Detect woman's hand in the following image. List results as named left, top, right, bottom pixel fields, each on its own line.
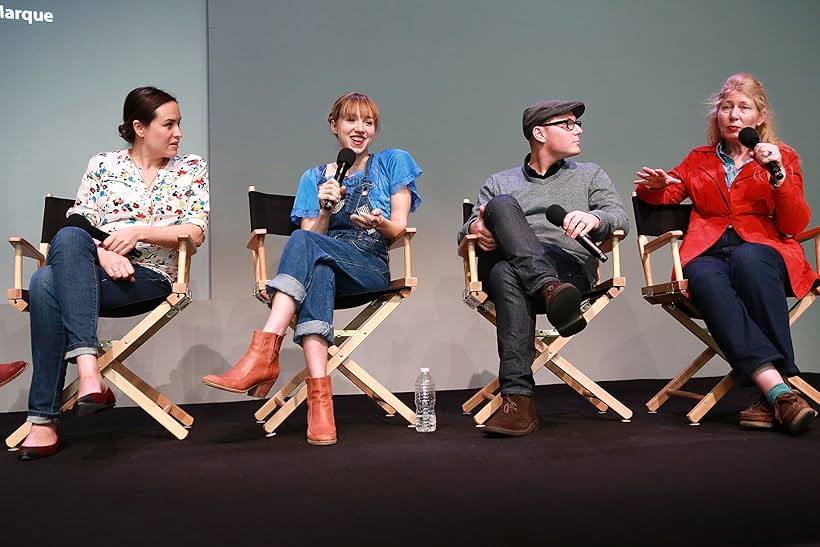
left=562, top=210, right=600, bottom=239
left=97, top=248, right=135, bottom=282
left=634, top=167, right=682, bottom=189
left=317, top=178, right=346, bottom=212
left=350, top=208, right=384, bottom=231
left=751, top=142, right=785, bottom=183
left=102, top=226, right=141, bottom=256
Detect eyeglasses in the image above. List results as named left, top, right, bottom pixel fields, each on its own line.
left=541, top=119, right=582, bottom=131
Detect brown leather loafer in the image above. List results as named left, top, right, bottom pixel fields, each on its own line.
left=739, top=396, right=774, bottom=430
left=18, top=436, right=62, bottom=461
left=541, top=281, right=586, bottom=337
left=484, top=394, right=538, bottom=437
left=773, top=392, right=817, bottom=436
left=75, top=386, right=116, bottom=417
left=0, top=361, right=27, bottom=388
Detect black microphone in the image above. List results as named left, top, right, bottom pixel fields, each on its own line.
left=546, top=205, right=608, bottom=262
left=738, top=127, right=785, bottom=182
left=66, top=214, right=139, bottom=258
left=323, top=147, right=356, bottom=211
left=66, top=214, right=113, bottom=242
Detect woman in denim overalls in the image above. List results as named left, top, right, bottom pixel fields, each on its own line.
left=204, top=93, right=422, bottom=445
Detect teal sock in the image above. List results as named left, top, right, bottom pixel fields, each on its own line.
left=766, top=383, right=792, bottom=405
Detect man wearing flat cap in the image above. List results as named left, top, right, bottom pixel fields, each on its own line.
left=458, top=99, right=628, bottom=436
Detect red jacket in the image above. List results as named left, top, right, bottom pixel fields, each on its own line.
left=636, top=144, right=818, bottom=298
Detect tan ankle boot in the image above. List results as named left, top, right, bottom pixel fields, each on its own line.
left=202, top=330, right=282, bottom=398
left=306, top=376, right=337, bottom=445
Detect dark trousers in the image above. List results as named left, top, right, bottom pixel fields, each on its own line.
left=478, top=195, right=590, bottom=396
left=682, top=228, right=799, bottom=384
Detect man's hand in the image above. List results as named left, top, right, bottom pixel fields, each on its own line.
left=98, top=248, right=135, bottom=283
left=562, top=210, right=600, bottom=239
left=102, top=226, right=141, bottom=256
left=469, top=205, right=497, bottom=252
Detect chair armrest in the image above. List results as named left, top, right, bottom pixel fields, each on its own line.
left=643, top=230, right=685, bottom=255
left=8, top=237, right=45, bottom=263
left=597, top=229, right=626, bottom=254
left=247, top=228, right=267, bottom=251
left=457, top=235, right=483, bottom=294
left=388, top=228, right=417, bottom=288
left=795, top=226, right=820, bottom=275
left=598, top=229, right=626, bottom=281
left=173, top=234, right=194, bottom=292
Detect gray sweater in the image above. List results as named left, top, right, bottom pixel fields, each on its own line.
left=459, top=159, right=629, bottom=285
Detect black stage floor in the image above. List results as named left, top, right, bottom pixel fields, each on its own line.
left=1, top=375, right=819, bottom=547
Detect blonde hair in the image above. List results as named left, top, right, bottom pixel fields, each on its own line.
left=706, top=73, right=778, bottom=145
left=328, top=92, right=381, bottom=132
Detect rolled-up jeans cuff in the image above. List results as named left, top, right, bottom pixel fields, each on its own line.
left=65, top=346, right=98, bottom=361
left=27, top=414, right=59, bottom=425
left=293, top=320, right=333, bottom=346
left=267, top=273, right=306, bottom=303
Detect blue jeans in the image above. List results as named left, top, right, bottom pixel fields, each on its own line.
left=267, top=229, right=390, bottom=345
left=683, top=228, right=799, bottom=384
left=478, top=195, right=590, bottom=396
left=27, top=227, right=172, bottom=423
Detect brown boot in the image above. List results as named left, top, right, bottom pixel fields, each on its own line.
left=483, top=394, right=538, bottom=437
left=541, top=281, right=586, bottom=337
left=773, top=392, right=817, bottom=436
left=739, top=396, right=774, bottom=430
left=306, top=376, right=337, bottom=445
left=202, top=330, right=282, bottom=398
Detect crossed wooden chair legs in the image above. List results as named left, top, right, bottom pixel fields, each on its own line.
left=462, top=284, right=634, bottom=425
left=5, top=291, right=194, bottom=448
left=253, top=292, right=416, bottom=435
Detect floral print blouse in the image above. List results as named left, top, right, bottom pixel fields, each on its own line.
left=68, top=150, right=210, bottom=282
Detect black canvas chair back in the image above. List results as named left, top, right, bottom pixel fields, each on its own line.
left=41, top=196, right=75, bottom=244
left=248, top=188, right=399, bottom=309
left=632, top=194, right=691, bottom=237
left=249, top=190, right=297, bottom=237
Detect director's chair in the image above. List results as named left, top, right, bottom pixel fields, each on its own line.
left=633, top=193, right=820, bottom=424
left=6, top=195, right=196, bottom=447
left=459, top=200, right=633, bottom=424
left=246, top=186, right=417, bottom=436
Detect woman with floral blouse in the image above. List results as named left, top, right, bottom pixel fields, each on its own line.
left=18, top=86, right=209, bottom=460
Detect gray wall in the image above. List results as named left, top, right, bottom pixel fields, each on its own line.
left=1, top=0, right=819, bottom=413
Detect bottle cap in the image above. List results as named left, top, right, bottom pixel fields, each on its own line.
left=420, top=367, right=430, bottom=373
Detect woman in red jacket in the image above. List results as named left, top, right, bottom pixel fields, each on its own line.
left=635, top=73, right=818, bottom=436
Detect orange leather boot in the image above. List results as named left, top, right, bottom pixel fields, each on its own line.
left=202, top=330, right=282, bottom=398
left=306, top=376, right=337, bottom=445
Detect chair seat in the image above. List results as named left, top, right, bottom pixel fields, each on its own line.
left=335, top=286, right=406, bottom=309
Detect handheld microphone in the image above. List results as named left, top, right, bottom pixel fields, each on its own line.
left=66, top=214, right=139, bottom=258
left=66, top=214, right=113, bottom=242
left=546, top=205, right=608, bottom=262
left=738, top=127, right=785, bottom=182
left=323, top=147, right=356, bottom=211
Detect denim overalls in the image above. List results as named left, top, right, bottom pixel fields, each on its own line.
left=267, top=154, right=391, bottom=345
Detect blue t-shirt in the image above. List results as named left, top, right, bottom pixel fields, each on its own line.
left=291, top=148, right=422, bottom=225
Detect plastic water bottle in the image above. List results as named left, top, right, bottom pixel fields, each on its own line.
left=414, top=368, right=436, bottom=432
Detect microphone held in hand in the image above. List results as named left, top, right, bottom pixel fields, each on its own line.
left=65, top=214, right=139, bottom=258
left=323, top=147, right=356, bottom=211
left=738, top=127, right=784, bottom=182
left=545, top=205, right=608, bottom=262
left=66, top=214, right=112, bottom=242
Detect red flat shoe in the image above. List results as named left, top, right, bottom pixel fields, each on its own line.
left=0, top=361, right=27, bottom=388
left=18, top=436, right=62, bottom=461
left=75, top=386, right=116, bottom=416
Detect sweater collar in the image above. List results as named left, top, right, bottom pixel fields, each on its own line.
left=522, top=153, right=565, bottom=179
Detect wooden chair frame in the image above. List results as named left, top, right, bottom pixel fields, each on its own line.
left=459, top=200, right=633, bottom=424
left=5, top=196, right=196, bottom=448
left=634, top=193, right=820, bottom=424
left=245, top=186, right=417, bottom=436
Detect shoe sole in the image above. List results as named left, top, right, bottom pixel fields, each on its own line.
left=739, top=419, right=774, bottom=430
left=547, top=286, right=586, bottom=338
left=307, top=438, right=337, bottom=446
left=483, top=422, right=538, bottom=437
left=74, top=402, right=115, bottom=417
left=787, top=408, right=817, bottom=436
left=201, top=379, right=275, bottom=399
